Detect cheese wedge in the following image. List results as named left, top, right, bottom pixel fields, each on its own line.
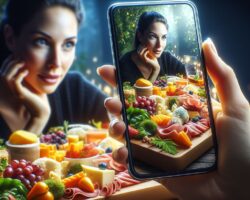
left=81, top=165, right=115, bottom=187
left=9, top=130, right=38, bottom=144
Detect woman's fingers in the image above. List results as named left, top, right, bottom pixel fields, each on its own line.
left=202, top=38, right=249, bottom=118
left=104, top=97, right=125, bottom=141
left=5, top=62, right=25, bottom=80
left=97, top=65, right=117, bottom=87
left=112, top=146, right=128, bottom=164
left=13, top=69, right=29, bottom=98
left=104, top=97, right=122, bottom=115
left=109, top=119, right=126, bottom=142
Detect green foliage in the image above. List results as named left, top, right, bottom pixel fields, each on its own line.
left=151, top=137, right=177, bottom=155
left=113, top=4, right=199, bottom=58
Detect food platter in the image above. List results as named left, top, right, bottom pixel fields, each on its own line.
left=123, top=75, right=215, bottom=172
left=131, top=129, right=213, bottom=171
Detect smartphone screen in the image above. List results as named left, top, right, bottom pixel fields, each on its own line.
left=109, top=1, right=217, bottom=178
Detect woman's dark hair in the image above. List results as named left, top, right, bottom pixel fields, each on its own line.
left=0, top=0, right=84, bottom=65
left=134, top=11, right=169, bottom=49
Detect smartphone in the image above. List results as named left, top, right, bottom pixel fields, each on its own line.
left=108, top=0, right=217, bottom=179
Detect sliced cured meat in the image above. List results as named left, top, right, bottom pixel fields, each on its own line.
left=61, top=187, right=99, bottom=200
left=183, top=119, right=210, bottom=138
left=183, top=97, right=204, bottom=111
left=115, top=170, right=141, bottom=187
left=93, top=153, right=127, bottom=173
left=100, top=179, right=122, bottom=197
left=157, top=123, right=183, bottom=139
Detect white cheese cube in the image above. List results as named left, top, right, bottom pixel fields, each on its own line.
left=81, top=165, right=115, bottom=188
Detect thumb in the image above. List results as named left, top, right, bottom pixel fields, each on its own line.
left=202, top=38, right=248, bottom=118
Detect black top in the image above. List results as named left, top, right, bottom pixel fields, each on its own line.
left=119, top=50, right=187, bottom=85
left=0, top=71, right=108, bottom=141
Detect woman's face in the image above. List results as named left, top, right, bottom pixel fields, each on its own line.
left=141, top=22, right=168, bottom=58
left=12, top=6, right=78, bottom=94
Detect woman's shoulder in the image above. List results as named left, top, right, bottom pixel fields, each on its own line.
left=120, top=50, right=134, bottom=65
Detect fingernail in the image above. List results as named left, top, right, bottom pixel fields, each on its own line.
left=104, top=97, right=113, bottom=106
left=23, top=70, right=29, bottom=76
left=206, top=37, right=218, bottom=55
left=96, top=67, right=101, bottom=76
left=112, top=147, right=125, bottom=162
left=109, top=118, right=119, bottom=128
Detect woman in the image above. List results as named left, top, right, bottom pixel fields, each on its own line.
left=0, top=0, right=108, bottom=141
left=120, top=11, right=186, bottom=85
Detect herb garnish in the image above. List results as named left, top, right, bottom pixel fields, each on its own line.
left=151, top=137, right=177, bottom=155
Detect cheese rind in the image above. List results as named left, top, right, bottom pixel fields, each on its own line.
left=81, top=165, right=115, bottom=187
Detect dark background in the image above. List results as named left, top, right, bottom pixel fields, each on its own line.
left=88, top=0, right=250, bottom=100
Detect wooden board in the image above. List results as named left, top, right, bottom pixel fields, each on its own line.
left=93, top=180, right=178, bottom=200
left=130, top=129, right=213, bottom=171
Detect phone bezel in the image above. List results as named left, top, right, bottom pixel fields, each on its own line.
left=108, top=0, right=218, bottom=179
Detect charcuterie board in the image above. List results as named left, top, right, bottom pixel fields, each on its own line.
left=131, top=128, right=213, bottom=171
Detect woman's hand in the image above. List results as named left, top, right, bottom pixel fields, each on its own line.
left=0, top=56, right=51, bottom=134
left=98, top=38, right=250, bottom=199
left=136, top=45, right=160, bottom=82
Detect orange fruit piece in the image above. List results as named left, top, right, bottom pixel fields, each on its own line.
left=78, top=176, right=95, bottom=193
left=135, top=78, right=152, bottom=87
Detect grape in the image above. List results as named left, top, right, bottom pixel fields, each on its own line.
left=3, top=167, right=14, bottom=177
left=105, top=147, right=113, bottom=153
left=23, top=166, right=33, bottom=176
left=27, top=173, right=36, bottom=182
left=154, top=79, right=167, bottom=87
left=16, top=174, right=25, bottom=182
left=32, top=164, right=39, bottom=172
left=15, top=168, right=23, bottom=176
left=36, top=175, right=42, bottom=182
left=22, top=178, right=31, bottom=187
left=19, top=159, right=27, bottom=163
left=19, top=161, right=26, bottom=169
left=36, top=168, right=44, bottom=176
left=133, top=96, right=157, bottom=115
left=11, top=160, right=19, bottom=169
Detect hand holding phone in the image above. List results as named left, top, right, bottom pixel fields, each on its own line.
left=100, top=37, right=250, bottom=200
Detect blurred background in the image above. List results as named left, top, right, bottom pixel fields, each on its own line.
left=0, top=0, right=249, bottom=100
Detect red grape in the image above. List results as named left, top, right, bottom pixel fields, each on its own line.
left=23, top=166, right=32, bottom=176
left=19, top=159, right=27, bottom=164
left=15, top=167, right=23, bottom=176
left=3, top=167, right=14, bottom=177
left=11, top=160, right=19, bottom=169
left=133, top=96, right=157, bottom=115
left=19, top=161, right=26, bottom=169
left=36, top=175, right=42, bottom=181
left=35, top=168, right=44, bottom=176
left=28, top=173, right=36, bottom=182
left=16, top=174, right=25, bottom=181
left=22, top=178, right=30, bottom=187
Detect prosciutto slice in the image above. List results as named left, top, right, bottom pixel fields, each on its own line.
left=184, top=119, right=210, bottom=138
left=157, top=123, right=183, bottom=139
left=60, top=188, right=99, bottom=200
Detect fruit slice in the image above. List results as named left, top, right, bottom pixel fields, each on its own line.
left=9, top=130, right=38, bottom=144
left=78, top=177, right=95, bottom=192
left=135, top=78, right=152, bottom=87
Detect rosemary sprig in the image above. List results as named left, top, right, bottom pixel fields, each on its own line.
left=150, top=137, right=177, bottom=155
